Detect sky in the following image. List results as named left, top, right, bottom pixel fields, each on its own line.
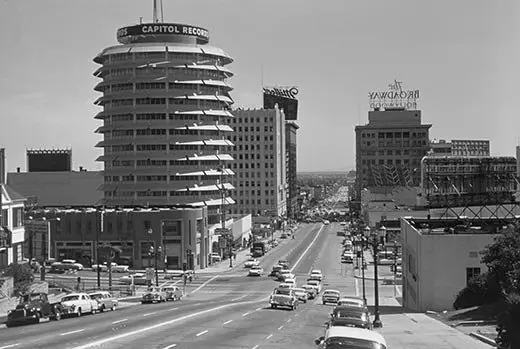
left=0, top=0, right=519, bottom=173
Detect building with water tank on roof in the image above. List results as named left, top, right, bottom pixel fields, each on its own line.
left=93, top=20, right=235, bottom=223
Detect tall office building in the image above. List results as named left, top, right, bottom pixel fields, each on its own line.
left=285, top=121, right=299, bottom=219
left=355, top=108, right=432, bottom=198
left=227, top=107, right=287, bottom=217
left=93, top=18, right=235, bottom=213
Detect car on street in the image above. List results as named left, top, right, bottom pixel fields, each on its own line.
left=278, top=282, right=295, bottom=290
left=278, top=260, right=290, bottom=269
left=162, top=286, right=183, bottom=301
left=210, top=253, right=221, bottom=263
left=337, top=296, right=366, bottom=307
left=293, top=287, right=309, bottom=303
left=119, top=273, right=149, bottom=285
left=310, top=269, right=323, bottom=281
left=302, top=284, right=318, bottom=299
left=244, top=258, right=260, bottom=268
left=88, top=291, right=118, bottom=312
left=6, top=293, right=62, bottom=327
left=61, top=259, right=84, bottom=271
left=248, top=265, right=263, bottom=276
left=278, top=270, right=294, bottom=282
left=307, top=279, right=322, bottom=293
left=284, top=278, right=297, bottom=288
left=270, top=264, right=284, bottom=277
left=327, top=305, right=372, bottom=329
left=315, top=326, right=387, bottom=349
left=270, top=288, right=298, bottom=310
left=141, top=286, right=167, bottom=304
left=322, top=289, right=341, bottom=305
left=61, top=293, right=98, bottom=317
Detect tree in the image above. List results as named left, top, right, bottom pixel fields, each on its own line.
left=481, top=226, right=520, bottom=294
left=3, top=263, right=34, bottom=296
left=453, top=272, right=502, bottom=310
left=496, top=293, right=520, bottom=349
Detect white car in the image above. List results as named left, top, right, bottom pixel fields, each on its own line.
left=244, top=258, right=260, bottom=268
left=338, top=296, right=366, bottom=307
left=119, top=273, right=149, bottom=285
left=248, top=265, right=263, bottom=276
left=307, top=279, right=322, bottom=293
left=61, top=259, right=84, bottom=270
left=61, top=293, right=98, bottom=317
left=315, top=327, right=387, bottom=349
left=310, top=270, right=323, bottom=281
left=284, top=278, right=297, bottom=288
left=278, top=282, right=295, bottom=289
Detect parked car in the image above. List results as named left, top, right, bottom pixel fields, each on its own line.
left=141, top=287, right=167, bottom=304
left=6, top=293, right=62, bottom=327
left=315, top=327, right=387, bottom=348
left=61, top=293, right=98, bottom=317
left=61, top=259, right=84, bottom=270
left=162, top=286, right=183, bottom=301
left=210, top=253, right=222, bottom=263
left=337, top=296, right=366, bottom=307
left=88, top=291, right=118, bottom=312
left=327, top=305, right=372, bottom=329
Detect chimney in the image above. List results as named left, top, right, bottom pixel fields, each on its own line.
left=79, top=166, right=83, bottom=172
left=17, top=167, right=20, bottom=173
left=0, top=148, right=5, bottom=184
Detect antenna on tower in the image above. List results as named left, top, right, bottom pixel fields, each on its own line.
left=153, top=0, right=164, bottom=23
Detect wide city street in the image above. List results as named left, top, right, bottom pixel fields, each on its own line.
left=0, top=222, right=392, bottom=349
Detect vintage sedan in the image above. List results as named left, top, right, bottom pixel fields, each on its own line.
left=162, top=286, right=183, bottom=301
left=327, top=305, right=372, bottom=329
left=315, top=327, right=387, bottom=349
left=244, top=258, right=260, bottom=268
left=337, top=296, right=366, bottom=307
left=292, top=287, right=309, bottom=303
left=88, top=291, right=118, bottom=312
left=322, top=289, right=341, bottom=305
left=141, top=287, right=167, bottom=304
left=309, top=269, right=324, bottom=282
left=302, top=284, right=318, bottom=300
left=307, top=279, right=322, bottom=293
left=119, top=273, right=150, bottom=285
left=6, top=293, right=62, bottom=327
left=248, top=265, right=263, bottom=277
left=61, top=293, right=98, bottom=317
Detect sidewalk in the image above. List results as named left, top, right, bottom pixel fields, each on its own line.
left=378, top=312, right=494, bottom=348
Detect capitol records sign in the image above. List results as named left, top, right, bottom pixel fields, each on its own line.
left=369, top=80, right=419, bottom=110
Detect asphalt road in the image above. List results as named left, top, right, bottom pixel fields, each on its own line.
left=0, top=223, right=401, bottom=349
left=0, top=223, right=325, bottom=349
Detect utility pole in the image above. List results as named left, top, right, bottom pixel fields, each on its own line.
left=96, top=209, right=103, bottom=288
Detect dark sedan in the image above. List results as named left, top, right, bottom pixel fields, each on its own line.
left=327, top=305, right=372, bottom=329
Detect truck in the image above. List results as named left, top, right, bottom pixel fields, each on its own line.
left=6, top=292, right=62, bottom=327
left=251, top=242, right=266, bottom=257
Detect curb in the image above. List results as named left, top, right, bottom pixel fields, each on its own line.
left=470, top=332, right=497, bottom=347
left=454, top=320, right=497, bottom=327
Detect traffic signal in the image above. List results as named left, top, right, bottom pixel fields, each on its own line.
left=356, top=251, right=361, bottom=258
left=182, top=262, right=187, bottom=271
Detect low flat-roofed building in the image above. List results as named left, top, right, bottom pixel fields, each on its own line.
left=400, top=216, right=506, bottom=312
left=7, top=171, right=103, bottom=207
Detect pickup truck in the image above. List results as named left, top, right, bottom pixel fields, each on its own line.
left=6, top=292, right=62, bottom=327
left=269, top=288, right=298, bottom=310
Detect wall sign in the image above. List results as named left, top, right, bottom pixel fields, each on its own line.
left=117, top=23, right=210, bottom=44
left=263, top=87, right=299, bottom=100
left=369, top=80, right=419, bottom=110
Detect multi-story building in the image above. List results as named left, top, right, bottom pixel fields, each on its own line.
left=355, top=108, right=432, bottom=198
left=429, top=139, right=490, bottom=157
left=0, top=149, right=26, bottom=268
left=285, top=121, right=299, bottom=219
left=93, top=21, right=235, bottom=218
left=227, top=107, right=287, bottom=217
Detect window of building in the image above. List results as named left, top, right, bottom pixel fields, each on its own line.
left=12, top=208, right=23, bottom=228
left=466, top=267, right=481, bottom=285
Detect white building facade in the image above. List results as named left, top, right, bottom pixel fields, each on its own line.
left=0, top=184, right=26, bottom=268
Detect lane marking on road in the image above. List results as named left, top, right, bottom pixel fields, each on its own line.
left=287, top=319, right=291, bottom=323
left=163, top=344, right=177, bottom=349
left=295, top=313, right=299, bottom=317
left=0, top=344, right=19, bottom=349
left=252, top=345, right=259, bottom=349
left=60, top=329, right=85, bottom=336
left=223, top=319, right=233, bottom=325
left=191, top=275, right=218, bottom=294
left=355, top=278, right=360, bottom=297
left=395, top=284, right=402, bottom=296
left=168, top=307, right=179, bottom=311
left=231, top=295, right=247, bottom=302
left=195, top=330, right=208, bottom=337
left=277, top=325, right=284, bottom=330
left=265, top=334, right=273, bottom=340
left=112, top=318, right=128, bottom=324
left=193, top=303, right=202, bottom=306
left=242, top=312, right=251, bottom=317
left=255, top=307, right=262, bottom=311
left=143, top=312, right=157, bottom=317
left=290, top=225, right=324, bottom=273
left=70, top=297, right=270, bottom=349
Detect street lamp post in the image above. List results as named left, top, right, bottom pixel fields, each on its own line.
left=363, top=225, right=385, bottom=329
left=361, top=226, right=370, bottom=305
left=150, top=245, right=162, bottom=287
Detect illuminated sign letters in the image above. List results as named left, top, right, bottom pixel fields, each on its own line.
left=369, top=80, right=419, bottom=110
left=263, top=87, right=299, bottom=100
